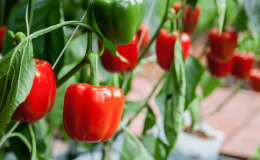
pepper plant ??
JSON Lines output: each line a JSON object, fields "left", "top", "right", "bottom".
{"left": 1, "top": 0, "right": 260, "bottom": 160}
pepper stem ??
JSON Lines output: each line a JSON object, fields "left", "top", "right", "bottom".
{"left": 88, "top": 52, "right": 99, "bottom": 86}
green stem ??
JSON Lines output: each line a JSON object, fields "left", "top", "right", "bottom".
{"left": 0, "top": 122, "right": 20, "bottom": 148}
{"left": 87, "top": 53, "right": 99, "bottom": 86}
{"left": 28, "top": 0, "right": 34, "bottom": 32}
{"left": 138, "top": 0, "right": 171, "bottom": 63}
{"left": 112, "top": 73, "right": 166, "bottom": 142}
{"left": 57, "top": 58, "right": 88, "bottom": 88}
{"left": 86, "top": 0, "right": 93, "bottom": 54}
{"left": 27, "top": 124, "right": 36, "bottom": 160}
{"left": 102, "top": 141, "right": 111, "bottom": 160}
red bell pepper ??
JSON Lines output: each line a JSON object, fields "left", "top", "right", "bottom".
{"left": 232, "top": 51, "right": 254, "bottom": 80}
{"left": 99, "top": 34, "right": 138, "bottom": 73}
{"left": 206, "top": 49, "right": 234, "bottom": 78}
{"left": 249, "top": 69, "right": 260, "bottom": 92}
{"left": 63, "top": 83, "right": 125, "bottom": 142}
{"left": 208, "top": 27, "right": 238, "bottom": 60}
{"left": 137, "top": 24, "right": 150, "bottom": 49}
{"left": 172, "top": 2, "right": 200, "bottom": 34}
{"left": 0, "top": 26, "right": 7, "bottom": 52}
{"left": 12, "top": 59, "right": 57, "bottom": 123}
{"left": 156, "top": 29, "right": 190, "bottom": 71}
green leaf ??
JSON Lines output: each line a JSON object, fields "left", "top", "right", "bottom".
{"left": 187, "top": 0, "right": 198, "bottom": 9}
{"left": 154, "top": 138, "right": 171, "bottom": 160}
{"left": 141, "top": 134, "right": 156, "bottom": 154}
{"left": 143, "top": 106, "right": 156, "bottom": 134}
{"left": 255, "top": 145, "right": 260, "bottom": 160}
{"left": 120, "top": 127, "right": 154, "bottom": 160}
{"left": 244, "top": 0, "right": 260, "bottom": 35}
{"left": 215, "top": 0, "right": 226, "bottom": 34}
{"left": 185, "top": 55, "right": 205, "bottom": 110}
{"left": 155, "top": 84, "right": 167, "bottom": 120}
{"left": 200, "top": 71, "right": 224, "bottom": 98}
{"left": 164, "top": 37, "right": 186, "bottom": 149}
{"left": 187, "top": 96, "right": 201, "bottom": 129}
{"left": 3, "top": 0, "right": 64, "bottom": 75}
{"left": 123, "top": 101, "right": 142, "bottom": 117}
{"left": 0, "top": 40, "right": 36, "bottom": 133}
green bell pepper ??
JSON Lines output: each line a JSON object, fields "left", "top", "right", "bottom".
{"left": 93, "top": 0, "right": 145, "bottom": 45}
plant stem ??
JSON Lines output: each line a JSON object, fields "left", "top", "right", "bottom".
{"left": 27, "top": 124, "right": 36, "bottom": 160}
{"left": 56, "top": 58, "right": 88, "bottom": 88}
{"left": 28, "top": 0, "right": 34, "bottom": 31}
{"left": 112, "top": 73, "right": 166, "bottom": 142}
{"left": 138, "top": 0, "right": 171, "bottom": 63}
{"left": 0, "top": 122, "right": 20, "bottom": 148}
{"left": 102, "top": 141, "right": 111, "bottom": 160}
{"left": 86, "top": 0, "right": 93, "bottom": 54}
{"left": 201, "top": 81, "right": 245, "bottom": 122}
{"left": 87, "top": 52, "right": 99, "bottom": 86}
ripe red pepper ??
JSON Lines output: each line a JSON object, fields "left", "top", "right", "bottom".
{"left": 208, "top": 27, "right": 238, "bottom": 60}
{"left": 206, "top": 49, "right": 234, "bottom": 78}
{"left": 249, "top": 69, "right": 260, "bottom": 92}
{"left": 0, "top": 26, "right": 7, "bottom": 52}
{"left": 63, "top": 83, "right": 125, "bottom": 142}
{"left": 172, "top": 2, "right": 200, "bottom": 34}
{"left": 156, "top": 29, "right": 190, "bottom": 71}
{"left": 137, "top": 24, "right": 150, "bottom": 49}
{"left": 232, "top": 51, "right": 254, "bottom": 80}
{"left": 99, "top": 34, "right": 138, "bottom": 73}
{"left": 11, "top": 59, "right": 57, "bottom": 123}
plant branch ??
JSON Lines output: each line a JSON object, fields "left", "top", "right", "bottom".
{"left": 28, "top": 0, "right": 34, "bottom": 31}
{"left": 201, "top": 81, "right": 245, "bottom": 122}
{"left": 27, "top": 124, "right": 36, "bottom": 160}
{"left": 0, "top": 122, "right": 20, "bottom": 148}
{"left": 56, "top": 58, "right": 89, "bottom": 88}
{"left": 138, "top": 0, "right": 171, "bottom": 63}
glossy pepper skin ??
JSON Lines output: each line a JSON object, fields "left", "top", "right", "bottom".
{"left": 232, "top": 51, "right": 254, "bottom": 80}
{"left": 93, "top": 0, "right": 145, "bottom": 44}
{"left": 63, "top": 83, "right": 125, "bottom": 142}
{"left": 206, "top": 49, "right": 234, "bottom": 78}
{"left": 0, "top": 26, "right": 7, "bottom": 52}
{"left": 156, "top": 29, "right": 191, "bottom": 71}
{"left": 11, "top": 59, "right": 57, "bottom": 123}
{"left": 249, "top": 69, "right": 260, "bottom": 92}
{"left": 99, "top": 34, "right": 138, "bottom": 73}
{"left": 209, "top": 27, "right": 238, "bottom": 60}
{"left": 172, "top": 2, "right": 200, "bottom": 34}
{"left": 137, "top": 24, "right": 150, "bottom": 49}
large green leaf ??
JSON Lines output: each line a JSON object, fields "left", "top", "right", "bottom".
{"left": 3, "top": 0, "right": 64, "bottom": 75}
{"left": 187, "top": 96, "right": 201, "bottom": 129}
{"left": 200, "top": 71, "right": 224, "bottom": 98}
{"left": 120, "top": 127, "right": 154, "bottom": 160}
{"left": 164, "top": 37, "right": 186, "bottom": 149}
{"left": 154, "top": 138, "right": 171, "bottom": 160}
{"left": 185, "top": 55, "right": 205, "bottom": 110}
{"left": 0, "top": 40, "right": 36, "bottom": 133}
